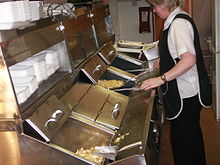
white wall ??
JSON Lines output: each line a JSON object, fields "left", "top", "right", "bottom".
{"left": 110, "top": 0, "right": 153, "bottom": 43}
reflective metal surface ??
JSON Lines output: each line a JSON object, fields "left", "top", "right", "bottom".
{"left": 63, "top": 13, "right": 98, "bottom": 69}
{"left": 106, "top": 66, "right": 135, "bottom": 80}
{"left": 109, "top": 155, "right": 147, "bottom": 165}
{"left": 0, "top": 46, "right": 22, "bottom": 130}
{"left": 95, "top": 90, "right": 128, "bottom": 129}
{"left": 0, "top": 132, "right": 21, "bottom": 165}
{"left": 73, "top": 85, "right": 110, "bottom": 120}
{"left": 51, "top": 117, "right": 113, "bottom": 152}
{"left": 114, "top": 89, "right": 156, "bottom": 161}
{"left": 98, "top": 43, "right": 117, "bottom": 65}
{"left": 91, "top": 7, "right": 114, "bottom": 47}
{"left": 0, "top": 46, "right": 22, "bottom": 165}
{"left": 81, "top": 55, "right": 108, "bottom": 83}
{"left": 3, "top": 23, "right": 64, "bottom": 67}
{"left": 26, "top": 95, "right": 72, "bottom": 142}
{"left": 1, "top": 21, "right": 73, "bottom": 118}
{"left": 19, "top": 134, "right": 88, "bottom": 165}
{"left": 62, "top": 82, "right": 129, "bottom": 130}
{"left": 0, "top": 60, "right": 20, "bottom": 119}
{"left": 61, "top": 83, "right": 92, "bottom": 110}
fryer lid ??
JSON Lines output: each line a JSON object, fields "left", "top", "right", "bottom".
{"left": 73, "top": 85, "right": 109, "bottom": 121}
{"left": 81, "top": 55, "right": 108, "bottom": 84}
{"left": 63, "top": 84, "right": 129, "bottom": 130}
{"left": 98, "top": 43, "right": 117, "bottom": 65}
{"left": 26, "top": 95, "right": 71, "bottom": 142}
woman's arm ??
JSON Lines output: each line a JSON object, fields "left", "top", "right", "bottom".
{"left": 140, "top": 52, "right": 196, "bottom": 90}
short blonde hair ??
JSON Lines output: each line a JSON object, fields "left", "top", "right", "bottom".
{"left": 147, "top": 0, "right": 182, "bottom": 10}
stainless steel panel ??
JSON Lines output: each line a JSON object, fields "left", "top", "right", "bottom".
{"left": 3, "top": 23, "right": 64, "bottom": 67}
{"left": 106, "top": 66, "right": 136, "bottom": 80}
{"left": 0, "top": 59, "right": 20, "bottom": 119}
{"left": 96, "top": 91, "right": 128, "bottom": 129}
{"left": 63, "top": 14, "right": 93, "bottom": 34}
{"left": 81, "top": 55, "right": 108, "bottom": 83}
{"left": 91, "top": 7, "right": 114, "bottom": 47}
{"left": 26, "top": 95, "right": 71, "bottom": 142}
{"left": 109, "top": 155, "right": 147, "bottom": 165}
{"left": 81, "top": 26, "right": 98, "bottom": 57}
{"left": 63, "top": 13, "right": 96, "bottom": 69}
{"left": 21, "top": 72, "right": 73, "bottom": 119}
{"left": 73, "top": 85, "right": 109, "bottom": 121}
{"left": 70, "top": 84, "right": 129, "bottom": 130}
{"left": 0, "top": 132, "right": 21, "bottom": 165}
{"left": 98, "top": 43, "right": 117, "bottom": 65}
{"left": 65, "top": 32, "right": 86, "bottom": 68}
{"left": 52, "top": 117, "right": 113, "bottom": 152}
{"left": 117, "top": 53, "right": 143, "bottom": 66}
{"left": 94, "top": 20, "right": 114, "bottom": 47}
{"left": 19, "top": 134, "right": 88, "bottom": 165}
{"left": 113, "top": 89, "right": 156, "bottom": 161}
{"left": 61, "top": 83, "right": 92, "bottom": 110}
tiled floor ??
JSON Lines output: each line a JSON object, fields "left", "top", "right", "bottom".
{"left": 158, "top": 107, "right": 220, "bottom": 165}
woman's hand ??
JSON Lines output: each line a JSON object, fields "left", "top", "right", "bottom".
{"left": 140, "top": 76, "right": 164, "bottom": 91}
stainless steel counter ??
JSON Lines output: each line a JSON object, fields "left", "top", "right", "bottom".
{"left": 109, "top": 69, "right": 160, "bottom": 165}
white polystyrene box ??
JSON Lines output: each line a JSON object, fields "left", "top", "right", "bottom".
{"left": 19, "top": 56, "right": 48, "bottom": 83}
{"left": 33, "top": 52, "right": 47, "bottom": 62}
{"left": 14, "top": 86, "right": 31, "bottom": 104}
{"left": 34, "top": 61, "right": 48, "bottom": 82}
{"left": 46, "top": 63, "right": 55, "bottom": 77}
{"left": 44, "top": 50, "right": 60, "bottom": 71}
{"left": 29, "top": 1, "right": 43, "bottom": 21}
{"left": 12, "top": 76, "right": 38, "bottom": 94}
{"left": 52, "top": 57, "right": 60, "bottom": 71}
{"left": 0, "top": 1, "right": 31, "bottom": 30}
{"left": 9, "top": 64, "right": 35, "bottom": 77}
{"left": 44, "top": 50, "right": 58, "bottom": 60}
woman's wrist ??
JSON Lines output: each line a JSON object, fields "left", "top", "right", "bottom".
{"left": 160, "top": 74, "right": 167, "bottom": 83}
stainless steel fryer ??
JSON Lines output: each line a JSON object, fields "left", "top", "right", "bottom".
{"left": 97, "top": 43, "right": 147, "bottom": 75}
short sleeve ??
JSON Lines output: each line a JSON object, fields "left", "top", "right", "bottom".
{"left": 168, "top": 18, "right": 196, "bottom": 59}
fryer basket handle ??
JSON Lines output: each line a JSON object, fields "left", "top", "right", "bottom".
{"left": 111, "top": 103, "right": 121, "bottom": 119}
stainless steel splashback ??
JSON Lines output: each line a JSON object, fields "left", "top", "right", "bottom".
{"left": 3, "top": 23, "right": 65, "bottom": 67}
{"left": 63, "top": 13, "right": 98, "bottom": 69}
{"left": 91, "top": 6, "right": 115, "bottom": 47}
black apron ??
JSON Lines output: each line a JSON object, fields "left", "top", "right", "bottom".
{"left": 159, "top": 14, "right": 212, "bottom": 120}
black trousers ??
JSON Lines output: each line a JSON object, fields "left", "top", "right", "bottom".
{"left": 170, "top": 95, "right": 206, "bottom": 165}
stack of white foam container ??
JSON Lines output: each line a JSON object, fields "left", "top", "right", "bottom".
{"left": 8, "top": 46, "right": 61, "bottom": 104}
{"left": 9, "top": 64, "right": 38, "bottom": 104}
{"left": 14, "top": 86, "right": 31, "bottom": 104}
{"left": 18, "top": 54, "right": 48, "bottom": 83}
{"left": 33, "top": 52, "right": 55, "bottom": 79}
{"left": 29, "top": 1, "right": 43, "bottom": 21}
{"left": 0, "top": 1, "right": 32, "bottom": 30}
{"left": 44, "top": 50, "right": 60, "bottom": 72}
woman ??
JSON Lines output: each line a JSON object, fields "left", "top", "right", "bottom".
{"left": 140, "top": 0, "right": 212, "bottom": 165}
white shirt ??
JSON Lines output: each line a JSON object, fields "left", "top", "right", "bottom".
{"left": 164, "top": 7, "right": 199, "bottom": 98}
